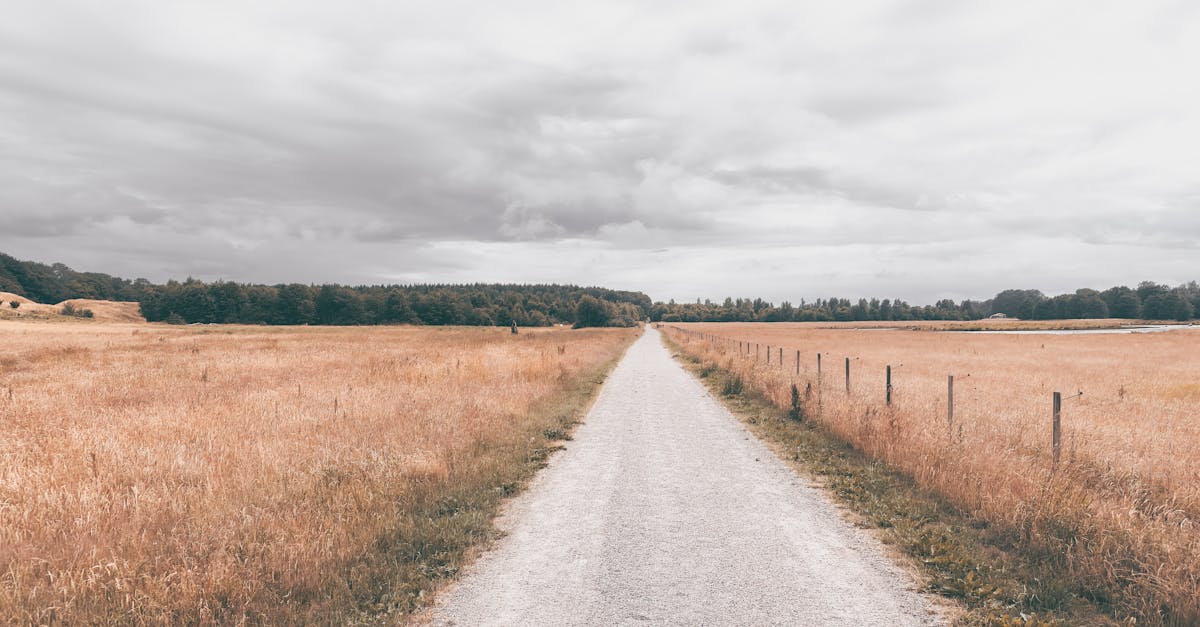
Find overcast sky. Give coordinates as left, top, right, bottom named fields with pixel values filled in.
left=1, top=1, right=1198, bottom=303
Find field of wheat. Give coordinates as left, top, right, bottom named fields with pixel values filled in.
left=665, top=322, right=1200, bottom=624
left=0, top=321, right=637, bottom=624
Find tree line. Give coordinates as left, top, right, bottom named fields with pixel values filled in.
left=137, top=281, right=648, bottom=327
left=651, top=296, right=984, bottom=323
left=650, top=281, right=1200, bottom=323
left=4, top=252, right=1198, bottom=326
left=1, top=251, right=648, bottom=327
left=989, top=283, right=1198, bottom=321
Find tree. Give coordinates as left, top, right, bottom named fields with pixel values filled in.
left=1162, top=291, right=1194, bottom=322
left=211, top=282, right=247, bottom=323
left=1111, top=290, right=1142, bottom=319
left=1137, top=281, right=1167, bottom=303
left=382, top=291, right=417, bottom=324
left=574, top=295, right=612, bottom=328
left=1102, top=286, right=1141, bottom=319
left=991, top=289, right=1044, bottom=319
left=275, top=284, right=315, bottom=325
left=1067, top=289, right=1108, bottom=319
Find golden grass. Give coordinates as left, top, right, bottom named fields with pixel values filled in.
left=0, top=321, right=637, bottom=623
left=58, top=299, right=145, bottom=323
left=0, top=292, right=36, bottom=305
left=665, top=322, right=1200, bottom=624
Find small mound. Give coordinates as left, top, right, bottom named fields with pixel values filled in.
left=0, top=291, right=36, bottom=305
left=56, top=299, right=146, bottom=323
left=0, top=292, right=145, bottom=323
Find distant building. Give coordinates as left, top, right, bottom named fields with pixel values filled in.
left=988, top=313, right=1008, bottom=319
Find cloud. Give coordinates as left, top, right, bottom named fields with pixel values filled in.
left=0, top=0, right=1198, bottom=303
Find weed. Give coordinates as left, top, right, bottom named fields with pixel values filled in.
left=665, top=329, right=1123, bottom=626
left=721, top=374, right=744, bottom=396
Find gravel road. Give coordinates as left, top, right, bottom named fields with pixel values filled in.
left=431, top=327, right=944, bottom=626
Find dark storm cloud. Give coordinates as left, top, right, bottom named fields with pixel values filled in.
left=0, top=0, right=1198, bottom=303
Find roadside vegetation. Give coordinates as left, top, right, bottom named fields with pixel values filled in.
left=664, top=323, right=1200, bottom=625
left=0, top=321, right=637, bottom=623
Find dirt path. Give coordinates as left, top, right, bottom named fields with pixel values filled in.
left=431, top=327, right=944, bottom=625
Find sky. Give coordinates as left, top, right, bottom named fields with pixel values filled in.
left=1, top=0, right=1198, bottom=304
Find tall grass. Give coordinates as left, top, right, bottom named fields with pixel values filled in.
left=0, top=321, right=637, bottom=623
left=665, top=323, right=1200, bottom=624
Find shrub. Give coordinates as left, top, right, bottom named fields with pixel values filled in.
left=789, top=383, right=803, bottom=421
left=8, top=301, right=18, bottom=309
left=573, top=296, right=612, bottom=328
left=721, top=374, right=744, bottom=396
left=60, top=303, right=95, bottom=318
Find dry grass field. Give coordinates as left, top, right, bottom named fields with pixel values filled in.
left=0, top=321, right=637, bottom=624
left=665, top=322, right=1200, bottom=624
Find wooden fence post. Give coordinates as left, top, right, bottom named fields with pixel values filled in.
left=886, top=365, right=892, bottom=406
left=1053, top=391, right=1062, bottom=466
left=845, top=357, right=851, bottom=395
left=947, top=375, right=954, bottom=428
left=795, top=349, right=800, bottom=375
left=817, top=353, right=823, bottom=416
left=767, top=345, right=771, bottom=364
left=778, top=347, right=782, bottom=368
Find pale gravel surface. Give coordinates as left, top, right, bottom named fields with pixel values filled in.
left=431, top=327, right=945, bottom=626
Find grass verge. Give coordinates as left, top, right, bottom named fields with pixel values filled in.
left=663, top=333, right=1117, bottom=627
left=347, top=339, right=634, bottom=625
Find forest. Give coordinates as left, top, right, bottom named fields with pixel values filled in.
left=3, top=252, right=1197, bottom=326
left=650, top=283, right=1199, bottom=323
left=0, top=252, right=648, bottom=327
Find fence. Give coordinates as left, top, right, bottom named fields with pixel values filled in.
left=666, top=325, right=1079, bottom=468
left=658, top=323, right=1200, bottom=621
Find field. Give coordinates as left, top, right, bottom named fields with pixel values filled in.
left=0, top=321, right=637, bottom=624
left=664, top=322, right=1200, bottom=624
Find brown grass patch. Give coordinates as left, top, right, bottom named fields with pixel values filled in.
left=0, top=321, right=637, bottom=623
left=664, top=322, right=1200, bottom=625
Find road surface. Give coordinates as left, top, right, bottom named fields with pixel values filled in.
left=432, top=327, right=944, bottom=626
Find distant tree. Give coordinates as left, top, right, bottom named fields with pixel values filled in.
left=276, top=284, right=315, bottom=325
left=574, top=295, right=612, bottom=328
left=878, top=299, right=893, bottom=321
left=8, top=301, right=18, bottom=309
left=1142, top=293, right=1169, bottom=320
left=1033, top=296, right=1067, bottom=320
left=991, top=289, right=1044, bottom=319
left=315, top=285, right=368, bottom=325
left=175, top=281, right=217, bottom=322
left=1113, top=291, right=1140, bottom=318
left=1137, top=281, right=1168, bottom=307
left=382, top=290, right=417, bottom=324
left=1161, top=291, right=1194, bottom=322
left=1102, top=286, right=1141, bottom=319
left=1067, top=289, right=1109, bottom=319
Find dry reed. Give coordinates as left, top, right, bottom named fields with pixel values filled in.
left=0, top=321, right=636, bottom=623
left=666, top=322, right=1200, bottom=624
